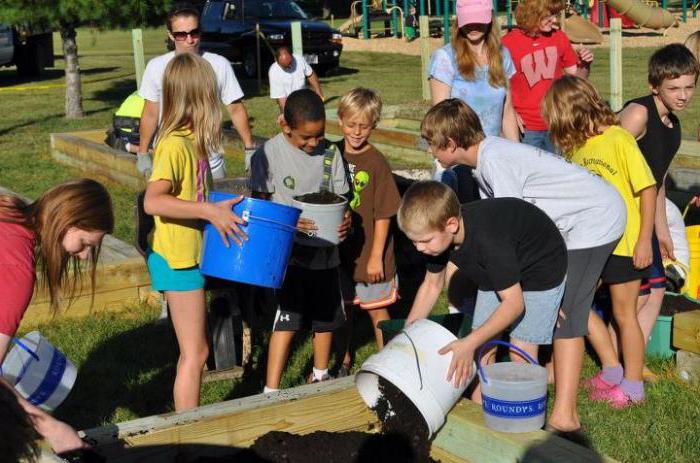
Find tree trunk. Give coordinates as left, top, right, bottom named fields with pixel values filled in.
left=61, top=27, right=83, bottom=118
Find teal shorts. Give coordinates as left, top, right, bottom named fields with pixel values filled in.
left=147, top=250, right=205, bottom=292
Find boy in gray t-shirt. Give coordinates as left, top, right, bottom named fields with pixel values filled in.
left=250, top=89, right=350, bottom=392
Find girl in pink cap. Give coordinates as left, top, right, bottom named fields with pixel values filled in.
left=502, top=0, right=593, bottom=153
left=429, top=0, right=519, bottom=203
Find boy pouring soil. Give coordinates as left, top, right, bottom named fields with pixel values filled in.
left=334, top=88, right=402, bottom=375
left=250, top=89, right=351, bottom=391
left=399, top=182, right=567, bottom=396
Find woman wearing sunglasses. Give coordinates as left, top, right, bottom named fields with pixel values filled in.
left=137, top=4, right=257, bottom=180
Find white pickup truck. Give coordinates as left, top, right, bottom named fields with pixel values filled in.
left=0, top=24, right=54, bottom=77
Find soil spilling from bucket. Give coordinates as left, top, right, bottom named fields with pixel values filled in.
left=193, top=377, right=436, bottom=463
left=660, top=294, right=700, bottom=316
left=294, top=191, right=346, bottom=205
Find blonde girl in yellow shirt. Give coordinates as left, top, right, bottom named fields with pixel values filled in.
left=544, top=76, right=657, bottom=409
left=144, top=53, right=246, bottom=411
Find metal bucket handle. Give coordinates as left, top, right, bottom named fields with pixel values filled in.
left=0, top=338, right=41, bottom=386
left=477, top=340, right=538, bottom=385
left=399, top=329, right=424, bottom=391
left=241, top=210, right=314, bottom=237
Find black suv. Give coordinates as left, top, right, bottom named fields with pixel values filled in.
left=197, top=0, right=343, bottom=77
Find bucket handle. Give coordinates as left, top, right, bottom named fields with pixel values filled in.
left=477, top=340, right=538, bottom=385
left=0, top=338, right=40, bottom=386
left=399, top=329, right=424, bottom=391
left=241, top=210, right=315, bottom=237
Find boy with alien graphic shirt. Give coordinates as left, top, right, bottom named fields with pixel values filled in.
left=334, top=88, right=402, bottom=373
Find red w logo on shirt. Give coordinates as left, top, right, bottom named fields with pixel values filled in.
left=520, top=46, right=558, bottom=87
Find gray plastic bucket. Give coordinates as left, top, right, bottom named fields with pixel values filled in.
left=291, top=194, right=347, bottom=247
left=478, top=340, right=548, bottom=433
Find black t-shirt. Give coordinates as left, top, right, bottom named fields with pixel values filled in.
left=426, top=198, right=567, bottom=292
left=624, top=95, right=681, bottom=188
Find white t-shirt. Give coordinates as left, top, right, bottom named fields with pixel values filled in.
left=139, top=51, right=244, bottom=117
left=139, top=51, right=244, bottom=174
left=666, top=198, right=690, bottom=267
left=472, top=136, right=627, bottom=250
left=268, top=54, right=313, bottom=99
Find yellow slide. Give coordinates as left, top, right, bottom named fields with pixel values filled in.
left=605, top=0, right=678, bottom=29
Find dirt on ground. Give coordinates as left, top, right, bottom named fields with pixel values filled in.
left=341, top=15, right=700, bottom=56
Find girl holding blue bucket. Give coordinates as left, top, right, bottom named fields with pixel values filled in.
left=0, top=178, right=114, bottom=454
left=143, top=53, right=247, bottom=411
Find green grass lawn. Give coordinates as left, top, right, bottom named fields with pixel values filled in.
left=1, top=28, right=699, bottom=462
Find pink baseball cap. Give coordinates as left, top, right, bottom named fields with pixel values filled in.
left=456, top=0, right=493, bottom=27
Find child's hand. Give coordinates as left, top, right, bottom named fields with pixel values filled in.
left=366, top=255, right=384, bottom=283
left=657, top=231, right=676, bottom=261
left=207, top=196, right=248, bottom=247
left=691, top=196, right=700, bottom=207
left=438, top=338, right=476, bottom=389
left=576, top=46, right=594, bottom=68
left=338, top=210, right=352, bottom=241
left=297, top=217, right=317, bottom=234
left=633, top=239, right=653, bottom=270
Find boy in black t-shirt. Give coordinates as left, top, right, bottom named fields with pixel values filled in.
left=398, top=181, right=567, bottom=400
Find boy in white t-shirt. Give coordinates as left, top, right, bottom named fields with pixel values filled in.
left=269, top=47, right=323, bottom=114
left=420, top=99, right=626, bottom=436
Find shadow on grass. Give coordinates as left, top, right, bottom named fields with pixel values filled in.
left=0, top=107, right=113, bottom=137
left=0, top=67, right=119, bottom=86
left=89, top=78, right=139, bottom=107
left=55, top=320, right=179, bottom=430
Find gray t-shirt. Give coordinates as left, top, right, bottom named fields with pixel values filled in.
left=250, top=133, right=349, bottom=269
left=473, top=136, right=626, bottom=250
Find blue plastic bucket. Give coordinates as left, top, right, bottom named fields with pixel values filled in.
left=477, top=340, right=548, bottom=433
left=200, top=192, right=301, bottom=289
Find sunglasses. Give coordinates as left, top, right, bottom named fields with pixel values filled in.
left=171, top=28, right=201, bottom=41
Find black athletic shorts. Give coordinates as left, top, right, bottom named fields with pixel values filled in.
left=273, top=265, right=345, bottom=332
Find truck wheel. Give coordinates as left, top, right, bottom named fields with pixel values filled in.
left=16, top=42, right=42, bottom=78
left=243, top=51, right=258, bottom=79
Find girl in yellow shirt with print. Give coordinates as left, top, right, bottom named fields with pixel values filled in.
left=144, top=53, right=246, bottom=411
left=544, top=76, right=657, bottom=409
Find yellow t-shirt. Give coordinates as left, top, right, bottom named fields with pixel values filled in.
left=571, top=125, right=656, bottom=257
left=149, top=129, right=211, bottom=269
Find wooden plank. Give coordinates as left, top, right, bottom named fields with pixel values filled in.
left=672, top=310, right=700, bottom=354
left=202, top=366, right=244, bottom=384
left=677, top=350, right=700, bottom=385
left=419, top=16, right=431, bottom=101
left=433, top=400, right=618, bottom=463
left=609, top=18, right=623, bottom=112
left=131, top=29, right=145, bottom=90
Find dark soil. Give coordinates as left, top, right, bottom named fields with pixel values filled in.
left=660, top=294, right=700, bottom=316
left=194, top=377, right=437, bottom=463
left=294, top=191, right=346, bottom=205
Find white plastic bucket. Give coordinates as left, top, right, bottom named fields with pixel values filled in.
left=478, top=340, right=548, bottom=433
left=292, top=193, right=347, bottom=247
left=355, top=319, right=476, bottom=437
left=0, top=331, right=77, bottom=411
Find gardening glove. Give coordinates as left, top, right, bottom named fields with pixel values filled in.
left=211, top=162, right=227, bottom=180
left=136, top=152, right=152, bottom=179
left=244, top=146, right=257, bottom=172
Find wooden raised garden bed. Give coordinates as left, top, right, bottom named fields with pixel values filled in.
left=37, top=376, right=616, bottom=462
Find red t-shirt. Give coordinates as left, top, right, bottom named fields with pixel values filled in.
left=502, top=29, right=578, bottom=131
left=0, top=221, right=36, bottom=337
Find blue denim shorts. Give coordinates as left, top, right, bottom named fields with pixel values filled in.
left=147, top=250, right=205, bottom=292
left=472, top=278, right=567, bottom=345
left=522, top=130, right=558, bottom=154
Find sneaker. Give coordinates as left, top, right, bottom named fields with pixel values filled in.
left=589, top=384, right=641, bottom=409
left=307, top=372, right=332, bottom=384
left=584, top=371, right=616, bottom=392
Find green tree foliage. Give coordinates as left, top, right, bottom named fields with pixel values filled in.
left=0, top=0, right=173, bottom=117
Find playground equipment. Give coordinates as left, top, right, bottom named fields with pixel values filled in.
left=564, top=9, right=605, bottom=43
left=340, top=0, right=454, bottom=39
left=598, top=0, right=678, bottom=29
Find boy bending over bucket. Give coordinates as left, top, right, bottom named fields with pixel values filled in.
left=399, top=182, right=567, bottom=399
